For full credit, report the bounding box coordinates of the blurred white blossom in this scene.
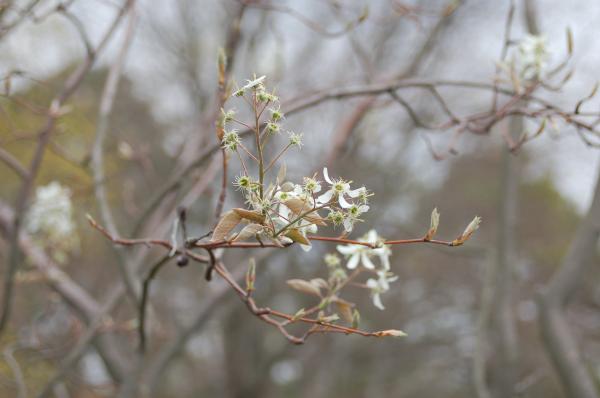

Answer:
[336,230,390,270]
[518,34,550,79]
[366,269,398,310]
[26,181,79,263]
[317,167,365,209]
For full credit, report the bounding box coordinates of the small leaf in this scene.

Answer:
[319,313,340,323]
[334,299,354,324]
[211,210,242,241]
[233,223,264,242]
[375,329,407,337]
[265,235,285,248]
[246,258,256,292]
[566,27,574,55]
[286,279,322,297]
[285,229,310,246]
[425,207,440,240]
[232,208,265,224]
[310,278,329,290]
[351,309,361,329]
[291,308,305,322]
[453,216,482,246]
[533,118,547,138]
[358,6,369,22]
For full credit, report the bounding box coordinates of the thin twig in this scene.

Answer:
[139,255,172,354]
[91,1,139,306]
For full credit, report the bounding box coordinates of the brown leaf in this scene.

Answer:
[286,279,322,297]
[285,229,310,246]
[333,299,354,324]
[233,223,264,242]
[232,208,265,224]
[374,329,407,337]
[310,278,329,290]
[284,199,327,226]
[211,210,242,241]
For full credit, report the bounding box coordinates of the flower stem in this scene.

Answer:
[264,143,292,174]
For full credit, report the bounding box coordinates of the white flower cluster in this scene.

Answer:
[232,167,372,251]
[517,34,550,80]
[221,75,304,152]
[317,168,371,233]
[337,230,397,310]
[25,181,79,263]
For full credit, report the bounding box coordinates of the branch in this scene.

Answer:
[138,255,172,354]
[213,261,404,344]
[91,0,139,308]
[0,146,28,179]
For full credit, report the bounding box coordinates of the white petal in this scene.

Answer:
[372,293,385,310]
[314,183,322,193]
[323,167,332,184]
[379,276,390,291]
[366,230,378,243]
[346,253,360,269]
[359,205,370,213]
[338,194,352,209]
[379,253,391,270]
[361,252,376,269]
[337,245,357,255]
[280,205,290,220]
[366,278,378,289]
[317,190,334,205]
[300,243,312,252]
[343,218,354,232]
[306,224,318,234]
[348,186,364,198]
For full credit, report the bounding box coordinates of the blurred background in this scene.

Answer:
[1,0,600,397]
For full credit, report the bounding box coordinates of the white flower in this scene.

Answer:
[366,269,398,310]
[233,174,254,191]
[26,182,75,238]
[317,167,362,208]
[233,75,266,97]
[343,203,370,232]
[336,230,390,270]
[518,34,549,79]
[221,129,241,151]
[269,105,284,121]
[288,131,303,148]
[324,253,341,267]
[26,181,79,262]
[266,121,280,134]
[302,177,321,193]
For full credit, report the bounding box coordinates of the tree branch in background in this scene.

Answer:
[537,164,600,398]
[91,0,140,308]
[0,0,134,337]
